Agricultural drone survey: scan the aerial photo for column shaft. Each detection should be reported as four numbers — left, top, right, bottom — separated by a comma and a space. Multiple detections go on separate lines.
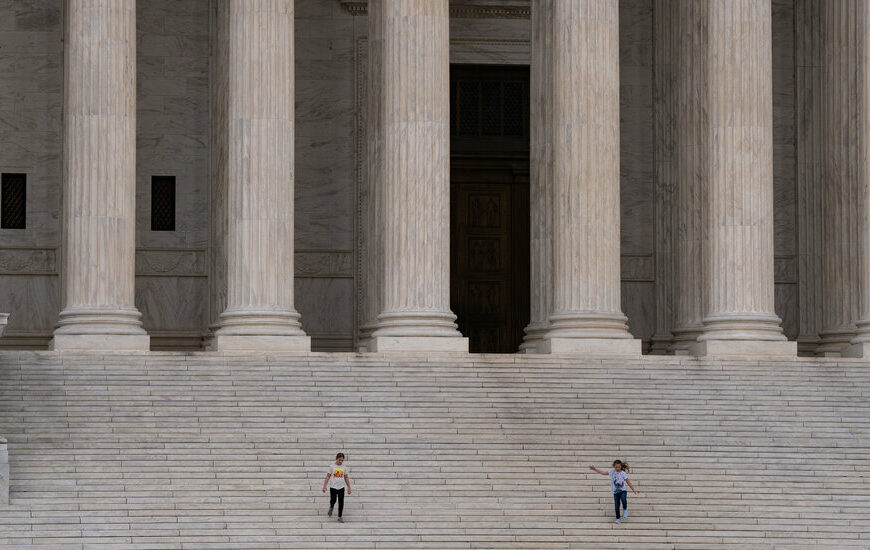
694, 0, 794, 357
359, 2, 385, 349
819, 0, 864, 355
538, 0, 640, 355
52, 0, 148, 351
670, 1, 708, 353
838, 1, 870, 357
649, 0, 676, 354
367, 0, 467, 352
522, 0, 555, 352
795, 0, 824, 355
210, 0, 309, 351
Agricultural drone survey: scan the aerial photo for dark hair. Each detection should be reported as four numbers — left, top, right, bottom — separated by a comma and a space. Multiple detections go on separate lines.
336, 452, 345, 460
613, 459, 629, 473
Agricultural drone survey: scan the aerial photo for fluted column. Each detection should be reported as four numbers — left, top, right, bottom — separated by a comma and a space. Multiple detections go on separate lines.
521, 0, 555, 352
795, 0, 824, 355
693, 0, 794, 357
52, 0, 148, 351
819, 0, 864, 356
209, 0, 309, 352
538, 0, 640, 355
669, 1, 708, 354
837, 2, 870, 358
367, 0, 467, 352
358, 1, 385, 350
649, 0, 676, 354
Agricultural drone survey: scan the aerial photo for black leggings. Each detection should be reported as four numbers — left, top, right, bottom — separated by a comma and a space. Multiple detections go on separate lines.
330, 488, 345, 517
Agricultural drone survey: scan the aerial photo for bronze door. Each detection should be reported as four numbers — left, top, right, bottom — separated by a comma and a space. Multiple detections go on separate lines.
450, 167, 529, 353
449, 64, 530, 353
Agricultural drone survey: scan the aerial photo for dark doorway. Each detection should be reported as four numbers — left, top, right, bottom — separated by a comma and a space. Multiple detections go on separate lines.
450, 65, 530, 353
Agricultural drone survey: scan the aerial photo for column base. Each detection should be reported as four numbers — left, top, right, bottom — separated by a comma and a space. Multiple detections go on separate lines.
368, 336, 468, 353
537, 337, 642, 356
51, 306, 149, 351
356, 322, 378, 352
647, 332, 673, 355
669, 325, 703, 354
843, 340, 870, 358
209, 334, 310, 352
796, 335, 821, 356
520, 322, 548, 354
50, 333, 150, 351
690, 339, 797, 358
812, 328, 853, 357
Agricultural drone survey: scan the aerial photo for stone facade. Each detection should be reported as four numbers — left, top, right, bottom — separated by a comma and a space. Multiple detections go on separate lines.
0, 0, 852, 356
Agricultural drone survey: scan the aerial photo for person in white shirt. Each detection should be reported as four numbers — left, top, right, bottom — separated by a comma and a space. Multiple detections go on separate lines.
590, 460, 639, 524
322, 452, 352, 522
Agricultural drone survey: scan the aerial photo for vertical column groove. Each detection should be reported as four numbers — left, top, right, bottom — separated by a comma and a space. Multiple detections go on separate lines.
649, 0, 676, 354
360, 5, 384, 347
522, 0, 555, 351
539, 0, 639, 355
670, 1, 708, 352
819, 0, 864, 354
697, 0, 789, 348
795, 0, 824, 355
368, 0, 465, 347
842, 1, 870, 355
53, 0, 148, 351
211, 0, 308, 350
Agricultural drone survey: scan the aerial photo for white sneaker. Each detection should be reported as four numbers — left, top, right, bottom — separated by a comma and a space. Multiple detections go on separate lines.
622, 509, 629, 519
614, 518, 621, 524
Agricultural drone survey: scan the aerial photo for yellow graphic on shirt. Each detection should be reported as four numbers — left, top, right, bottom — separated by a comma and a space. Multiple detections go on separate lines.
333, 468, 344, 478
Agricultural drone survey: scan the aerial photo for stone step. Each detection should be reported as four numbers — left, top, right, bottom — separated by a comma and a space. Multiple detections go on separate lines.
0, 352, 867, 548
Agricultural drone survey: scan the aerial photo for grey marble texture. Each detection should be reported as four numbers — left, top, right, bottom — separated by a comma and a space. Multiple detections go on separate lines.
817, 0, 862, 356
536, 0, 640, 356
0, 0, 825, 355
694, 0, 792, 357
208, 0, 309, 352
365, 0, 466, 352
51, 0, 149, 351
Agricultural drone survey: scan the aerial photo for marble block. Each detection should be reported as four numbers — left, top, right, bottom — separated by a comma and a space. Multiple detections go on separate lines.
691, 339, 797, 359
537, 337, 643, 356
209, 335, 311, 353
843, 342, 870, 359
50, 334, 150, 351
368, 336, 469, 353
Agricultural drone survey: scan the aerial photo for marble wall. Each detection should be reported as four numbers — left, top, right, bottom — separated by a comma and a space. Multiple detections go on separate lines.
0, 0, 801, 351
294, 1, 357, 350
0, 0, 62, 348
136, 0, 210, 349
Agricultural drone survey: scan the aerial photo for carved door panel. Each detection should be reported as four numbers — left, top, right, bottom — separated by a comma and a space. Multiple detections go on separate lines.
451, 173, 529, 353
449, 64, 530, 353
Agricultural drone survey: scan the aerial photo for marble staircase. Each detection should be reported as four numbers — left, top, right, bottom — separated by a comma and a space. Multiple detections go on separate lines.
0, 351, 867, 548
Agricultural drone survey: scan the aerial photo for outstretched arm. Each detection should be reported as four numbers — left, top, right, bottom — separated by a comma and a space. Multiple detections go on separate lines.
588, 465, 608, 475
322, 473, 331, 493
626, 479, 639, 494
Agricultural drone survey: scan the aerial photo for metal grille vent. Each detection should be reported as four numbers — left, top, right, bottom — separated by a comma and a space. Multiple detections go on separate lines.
1, 173, 26, 229
451, 76, 529, 138
151, 176, 176, 231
